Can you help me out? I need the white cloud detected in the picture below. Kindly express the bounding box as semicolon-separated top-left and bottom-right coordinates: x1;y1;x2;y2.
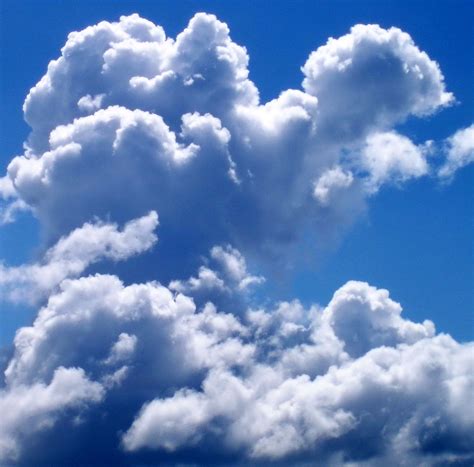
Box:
169;266;226;294
210;245;264;290
122;389;211;452
1;14;457;270
0;176;30;224
0;12;472;466
322;280;435;358
0;211;158;303
360;131;429;192
77;93;105;113
22;13;257;155
1;246;472;464
123;331;473;463
103;333;137;366
302;24;452;140
169;244;264;315
438;124;474;179
4;272;251;389
313;166;354;205
0;366;104;461
0;176;16;199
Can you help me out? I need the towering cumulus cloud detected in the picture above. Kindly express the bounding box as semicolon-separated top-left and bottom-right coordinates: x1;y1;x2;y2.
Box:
0;12;473;466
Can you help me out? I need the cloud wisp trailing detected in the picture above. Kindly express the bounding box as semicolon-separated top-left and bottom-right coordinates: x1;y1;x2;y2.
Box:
0;12;473;466
438;124;474;180
0;211;158;304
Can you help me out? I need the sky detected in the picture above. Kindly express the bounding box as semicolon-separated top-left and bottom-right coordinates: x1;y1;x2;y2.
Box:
0;0;473;465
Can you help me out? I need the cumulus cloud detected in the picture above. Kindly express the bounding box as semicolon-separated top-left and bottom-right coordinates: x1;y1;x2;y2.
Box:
103;332;138;366
123;334;473;464
0;12;473;467
0;265;254;463
1;246;472;464
1;13;457;272
0;211;158;304
168;244;264;316
21;12;256;154
120;279;471;464
4;272;251;389
438;124;474;180
0;176;16;199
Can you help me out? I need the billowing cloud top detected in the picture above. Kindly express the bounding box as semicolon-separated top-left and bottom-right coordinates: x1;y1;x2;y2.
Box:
0;12;473;466
4;13;462;260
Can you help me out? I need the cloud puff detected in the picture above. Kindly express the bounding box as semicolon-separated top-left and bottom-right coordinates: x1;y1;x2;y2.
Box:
0;211;158;303
2;13;458;273
8;107;203;234
0;264;254;463
360;131;429;192
438;124;474;180
168;244;264;317
313;166;354;206
169;244;263;309
302;24;453;140
0;366;104;461
3;271;251;389
119;280;470;465
323;280;435;358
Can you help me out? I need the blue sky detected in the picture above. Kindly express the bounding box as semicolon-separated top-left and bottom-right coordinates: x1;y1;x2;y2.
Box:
0;1;473;465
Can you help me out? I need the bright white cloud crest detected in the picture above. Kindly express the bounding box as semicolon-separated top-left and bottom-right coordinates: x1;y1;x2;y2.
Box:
0;12;473;466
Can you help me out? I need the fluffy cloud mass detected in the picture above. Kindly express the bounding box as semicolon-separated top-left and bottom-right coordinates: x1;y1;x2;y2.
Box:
3;14;461;262
0;12;473;466
1;250;472;465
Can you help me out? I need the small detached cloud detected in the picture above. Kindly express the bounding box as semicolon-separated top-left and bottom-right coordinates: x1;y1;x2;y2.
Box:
0;176;30;224
438;124;474;180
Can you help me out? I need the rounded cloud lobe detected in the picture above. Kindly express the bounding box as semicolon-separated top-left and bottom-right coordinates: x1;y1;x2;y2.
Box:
0;12;473;466
302;24;452;139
